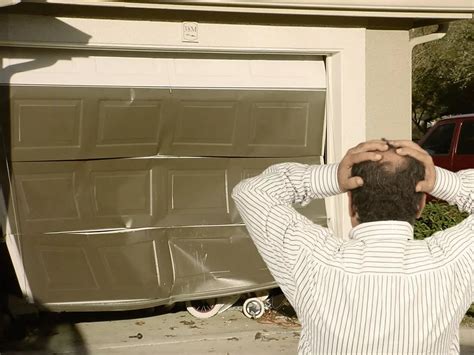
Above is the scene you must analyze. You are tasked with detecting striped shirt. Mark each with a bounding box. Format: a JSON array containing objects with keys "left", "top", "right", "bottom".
[{"left": 232, "top": 163, "right": 473, "bottom": 354}]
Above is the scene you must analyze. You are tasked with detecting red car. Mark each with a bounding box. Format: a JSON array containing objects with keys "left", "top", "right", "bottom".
[{"left": 419, "top": 113, "right": 474, "bottom": 171}]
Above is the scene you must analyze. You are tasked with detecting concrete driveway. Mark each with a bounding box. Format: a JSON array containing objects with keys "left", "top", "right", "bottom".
[
  {"left": 2, "top": 306, "right": 473, "bottom": 355},
  {"left": 1, "top": 307, "right": 300, "bottom": 355}
]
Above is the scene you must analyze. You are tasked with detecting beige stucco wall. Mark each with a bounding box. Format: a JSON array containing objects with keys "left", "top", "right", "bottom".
[{"left": 365, "top": 29, "right": 412, "bottom": 140}]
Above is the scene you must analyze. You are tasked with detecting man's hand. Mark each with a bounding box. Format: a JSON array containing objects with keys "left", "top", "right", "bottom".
[
  {"left": 338, "top": 140, "right": 389, "bottom": 192},
  {"left": 389, "top": 140, "right": 436, "bottom": 193}
]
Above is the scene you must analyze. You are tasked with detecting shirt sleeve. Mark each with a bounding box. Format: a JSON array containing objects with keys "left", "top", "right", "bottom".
[
  {"left": 231, "top": 162, "right": 343, "bottom": 305},
  {"left": 425, "top": 168, "right": 474, "bottom": 266},
  {"left": 431, "top": 167, "right": 474, "bottom": 215}
]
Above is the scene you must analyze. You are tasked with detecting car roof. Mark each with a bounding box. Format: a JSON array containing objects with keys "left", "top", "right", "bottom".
[{"left": 435, "top": 113, "right": 474, "bottom": 124}]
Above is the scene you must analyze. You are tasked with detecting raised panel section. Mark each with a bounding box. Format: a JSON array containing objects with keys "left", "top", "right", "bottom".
[
  {"left": 99, "top": 240, "right": 160, "bottom": 287},
  {"left": 40, "top": 246, "right": 98, "bottom": 291},
  {"left": 249, "top": 102, "right": 309, "bottom": 147},
  {"left": 97, "top": 100, "right": 161, "bottom": 146},
  {"left": 160, "top": 90, "right": 325, "bottom": 157},
  {"left": 13, "top": 99, "right": 82, "bottom": 148},
  {"left": 92, "top": 170, "right": 152, "bottom": 217},
  {"left": 21, "top": 231, "right": 165, "bottom": 304},
  {"left": 16, "top": 173, "right": 80, "bottom": 221},
  {"left": 173, "top": 101, "right": 237, "bottom": 146},
  {"left": 169, "top": 169, "right": 229, "bottom": 214}
]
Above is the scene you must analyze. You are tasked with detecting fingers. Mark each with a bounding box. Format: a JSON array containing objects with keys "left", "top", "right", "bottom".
[
  {"left": 350, "top": 140, "right": 389, "bottom": 154},
  {"left": 395, "top": 146, "right": 430, "bottom": 163},
  {"left": 416, "top": 180, "right": 432, "bottom": 193},
  {"left": 338, "top": 149, "right": 384, "bottom": 192},
  {"left": 389, "top": 140, "right": 425, "bottom": 154},
  {"left": 348, "top": 151, "right": 383, "bottom": 165},
  {"left": 345, "top": 176, "right": 364, "bottom": 190},
  {"left": 395, "top": 145, "right": 435, "bottom": 193}
]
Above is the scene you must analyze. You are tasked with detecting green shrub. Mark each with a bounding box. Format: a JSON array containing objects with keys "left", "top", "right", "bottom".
[
  {"left": 414, "top": 201, "right": 468, "bottom": 240},
  {"left": 414, "top": 201, "right": 472, "bottom": 322}
]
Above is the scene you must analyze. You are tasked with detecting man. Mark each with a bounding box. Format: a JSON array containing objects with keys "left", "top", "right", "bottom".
[{"left": 232, "top": 140, "right": 473, "bottom": 354}]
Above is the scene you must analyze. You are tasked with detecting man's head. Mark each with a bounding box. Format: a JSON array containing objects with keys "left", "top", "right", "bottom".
[{"left": 349, "top": 147, "right": 426, "bottom": 226}]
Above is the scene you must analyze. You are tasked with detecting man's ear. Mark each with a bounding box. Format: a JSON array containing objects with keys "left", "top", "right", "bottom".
[
  {"left": 348, "top": 191, "right": 360, "bottom": 227},
  {"left": 348, "top": 191, "right": 357, "bottom": 218},
  {"left": 416, "top": 193, "right": 427, "bottom": 219}
]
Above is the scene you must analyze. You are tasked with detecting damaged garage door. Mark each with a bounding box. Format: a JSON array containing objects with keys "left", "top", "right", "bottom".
[{"left": 0, "top": 49, "right": 327, "bottom": 310}]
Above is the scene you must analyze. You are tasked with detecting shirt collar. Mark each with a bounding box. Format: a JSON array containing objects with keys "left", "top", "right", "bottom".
[{"left": 349, "top": 220, "right": 414, "bottom": 241}]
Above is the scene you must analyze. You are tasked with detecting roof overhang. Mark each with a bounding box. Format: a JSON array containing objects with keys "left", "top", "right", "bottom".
[{"left": 1, "top": 0, "right": 473, "bottom": 20}]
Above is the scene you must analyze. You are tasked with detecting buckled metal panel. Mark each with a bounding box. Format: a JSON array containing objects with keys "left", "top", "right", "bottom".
[
  {"left": 12, "top": 157, "right": 325, "bottom": 234},
  {"left": 14, "top": 156, "right": 324, "bottom": 304},
  {"left": 1, "top": 49, "right": 327, "bottom": 309},
  {"left": 7, "top": 87, "right": 325, "bottom": 161}
]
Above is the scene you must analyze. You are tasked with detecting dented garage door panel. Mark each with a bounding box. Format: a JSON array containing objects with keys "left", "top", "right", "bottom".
[
  {"left": 7, "top": 86, "right": 325, "bottom": 161},
  {"left": 21, "top": 226, "right": 274, "bottom": 304},
  {"left": 11, "top": 155, "right": 326, "bottom": 306},
  {"left": 11, "top": 156, "right": 324, "bottom": 234},
  {"left": 1, "top": 52, "right": 327, "bottom": 310}
]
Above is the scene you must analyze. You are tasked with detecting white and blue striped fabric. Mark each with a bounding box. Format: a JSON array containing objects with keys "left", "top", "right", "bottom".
[{"left": 232, "top": 163, "right": 473, "bottom": 354}]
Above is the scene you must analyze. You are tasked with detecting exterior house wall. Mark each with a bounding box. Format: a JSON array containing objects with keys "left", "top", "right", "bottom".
[{"left": 366, "top": 29, "right": 412, "bottom": 140}]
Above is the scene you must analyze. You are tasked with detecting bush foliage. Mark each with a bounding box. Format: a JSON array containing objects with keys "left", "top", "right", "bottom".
[{"left": 414, "top": 201, "right": 468, "bottom": 240}]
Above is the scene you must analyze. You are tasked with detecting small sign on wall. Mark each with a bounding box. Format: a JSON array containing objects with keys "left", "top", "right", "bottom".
[{"left": 182, "top": 22, "right": 198, "bottom": 43}]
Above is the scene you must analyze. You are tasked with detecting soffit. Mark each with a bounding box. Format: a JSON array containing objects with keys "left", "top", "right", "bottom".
[{"left": 2, "top": 0, "right": 473, "bottom": 20}]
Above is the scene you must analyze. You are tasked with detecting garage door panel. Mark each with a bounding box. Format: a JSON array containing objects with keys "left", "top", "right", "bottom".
[
  {"left": 172, "top": 100, "right": 238, "bottom": 146},
  {"left": 12, "top": 159, "right": 155, "bottom": 233},
  {"left": 12, "top": 161, "right": 87, "bottom": 232},
  {"left": 91, "top": 169, "right": 153, "bottom": 217},
  {"left": 167, "top": 226, "right": 273, "bottom": 297},
  {"left": 149, "top": 158, "right": 233, "bottom": 228},
  {"left": 7, "top": 86, "right": 167, "bottom": 161},
  {"left": 96, "top": 100, "right": 161, "bottom": 147},
  {"left": 22, "top": 230, "right": 167, "bottom": 303},
  {"left": 158, "top": 90, "right": 242, "bottom": 157},
  {"left": 12, "top": 157, "right": 325, "bottom": 234},
  {"left": 22, "top": 225, "right": 273, "bottom": 304},
  {"left": 161, "top": 90, "right": 325, "bottom": 157},
  {"left": 245, "top": 90, "right": 325, "bottom": 156},
  {"left": 13, "top": 98, "right": 83, "bottom": 150},
  {"left": 2, "top": 50, "right": 328, "bottom": 307},
  {"left": 248, "top": 101, "right": 310, "bottom": 147},
  {"left": 6, "top": 87, "right": 325, "bottom": 160}
]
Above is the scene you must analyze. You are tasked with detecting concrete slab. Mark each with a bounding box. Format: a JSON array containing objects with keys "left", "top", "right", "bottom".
[
  {"left": 2, "top": 307, "right": 473, "bottom": 355},
  {"left": 2, "top": 308, "right": 300, "bottom": 355}
]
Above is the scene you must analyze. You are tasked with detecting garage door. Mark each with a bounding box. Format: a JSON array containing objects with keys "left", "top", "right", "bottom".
[{"left": 0, "top": 48, "right": 327, "bottom": 309}]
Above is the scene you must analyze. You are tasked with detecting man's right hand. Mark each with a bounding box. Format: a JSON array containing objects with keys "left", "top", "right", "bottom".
[
  {"left": 389, "top": 140, "right": 436, "bottom": 193},
  {"left": 338, "top": 140, "right": 389, "bottom": 192}
]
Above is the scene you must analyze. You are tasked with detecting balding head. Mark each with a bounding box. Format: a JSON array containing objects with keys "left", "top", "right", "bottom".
[{"left": 350, "top": 146, "right": 425, "bottom": 225}]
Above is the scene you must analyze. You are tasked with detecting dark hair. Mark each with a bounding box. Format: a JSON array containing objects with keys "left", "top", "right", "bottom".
[{"left": 351, "top": 154, "right": 425, "bottom": 225}]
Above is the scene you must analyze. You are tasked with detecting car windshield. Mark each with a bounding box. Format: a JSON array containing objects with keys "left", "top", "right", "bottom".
[{"left": 421, "top": 123, "right": 455, "bottom": 155}]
